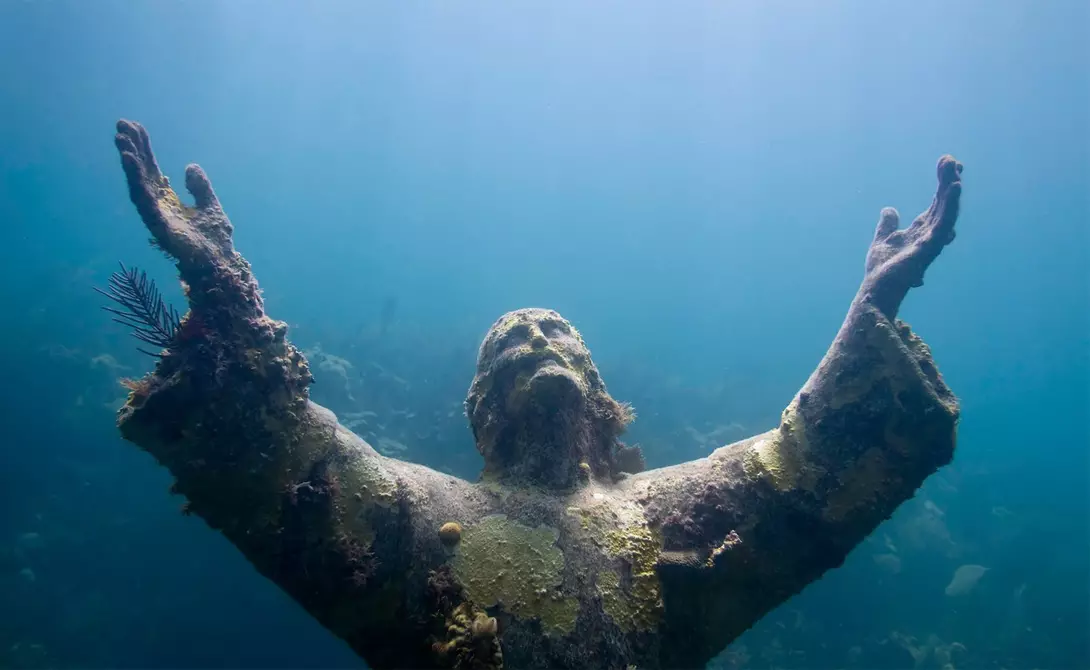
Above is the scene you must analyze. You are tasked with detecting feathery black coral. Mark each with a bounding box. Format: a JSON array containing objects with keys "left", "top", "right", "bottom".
[{"left": 95, "top": 262, "right": 181, "bottom": 357}]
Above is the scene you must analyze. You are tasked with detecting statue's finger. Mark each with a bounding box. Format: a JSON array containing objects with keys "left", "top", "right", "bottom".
[
  {"left": 116, "top": 119, "right": 164, "bottom": 183},
  {"left": 116, "top": 128, "right": 168, "bottom": 233},
  {"left": 909, "top": 155, "right": 963, "bottom": 239},
  {"left": 873, "top": 207, "right": 900, "bottom": 243},
  {"left": 919, "top": 156, "right": 963, "bottom": 247},
  {"left": 114, "top": 120, "right": 195, "bottom": 261},
  {"left": 934, "top": 155, "right": 963, "bottom": 226},
  {"left": 934, "top": 177, "right": 962, "bottom": 240},
  {"left": 116, "top": 137, "right": 145, "bottom": 187},
  {"left": 185, "top": 164, "right": 220, "bottom": 211},
  {"left": 937, "top": 154, "right": 963, "bottom": 190}
]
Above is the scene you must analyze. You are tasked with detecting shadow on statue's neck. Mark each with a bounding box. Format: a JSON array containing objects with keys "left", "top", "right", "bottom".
[{"left": 482, "top": 418, "right": 599, "bottom": 492}]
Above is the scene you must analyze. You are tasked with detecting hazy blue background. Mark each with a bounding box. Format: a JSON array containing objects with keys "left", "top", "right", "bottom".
[{"left": 1, "top": 1, "right": 1086, "bottom": 668}]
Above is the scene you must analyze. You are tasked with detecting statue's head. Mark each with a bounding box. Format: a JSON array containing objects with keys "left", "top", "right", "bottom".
[{"left": 465, "top": 308, "right": 643, "bottom": 489}]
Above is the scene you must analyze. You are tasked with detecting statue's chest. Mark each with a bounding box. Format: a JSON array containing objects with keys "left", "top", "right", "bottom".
[{"left": 443, "top": 488, "right": 665, "bottom": 668}]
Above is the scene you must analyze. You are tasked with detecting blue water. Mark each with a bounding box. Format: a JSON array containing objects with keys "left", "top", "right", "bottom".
[{"left": 1, "top": 1, "right": 1086, "bottom": 668}]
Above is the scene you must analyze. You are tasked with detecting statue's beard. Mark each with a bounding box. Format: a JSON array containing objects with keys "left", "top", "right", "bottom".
[
  {"left": 518, "top": 362, "right": 584, "bottom": 412},
  {"left": 491, "top": 360, "right": 593, "bottom": 488},
  {"left": 492, "top": 346, "right": 585, "bottom": 415}
]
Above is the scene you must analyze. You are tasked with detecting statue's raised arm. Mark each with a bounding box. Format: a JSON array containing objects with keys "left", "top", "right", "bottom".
[
  {"left": 108, "top": 120, "right": 498, "bottom": 669},
  {"left": 616, "top": 156, "right": 964, "bottom": 667},
  {"left": 106, "top": 118, "right": 964, "bottom": 670}
]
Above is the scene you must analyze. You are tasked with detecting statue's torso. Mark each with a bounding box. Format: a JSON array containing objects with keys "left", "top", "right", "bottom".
[
  {"left": 398, "top": 475, "right": 676, "bottom": 670},
  {"left": 326, "top": 426, "right": 738, "bottom": 670}
]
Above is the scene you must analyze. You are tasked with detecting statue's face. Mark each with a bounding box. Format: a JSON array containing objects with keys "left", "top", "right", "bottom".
[
  {"left": 466, "top": 308, "right": 632, "bottom": 488},
  {"left": 484, "top": 309, "right": 593, "bottom": 416}
]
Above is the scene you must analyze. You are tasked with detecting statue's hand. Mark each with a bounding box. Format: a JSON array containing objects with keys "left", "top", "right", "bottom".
[
  {"left": 862, "top": 155, "right": 963, "bottom": 318},
  {"left": 112, "top": 121, "right": 310, "bottom": 444},
  {"left": 115, "top": 119, "right": 262, "bottom": 318}
]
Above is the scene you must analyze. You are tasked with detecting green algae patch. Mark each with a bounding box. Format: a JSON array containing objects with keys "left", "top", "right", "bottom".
[
  {"left": 742, "top": 401, "right": 821, "bottom": 493},
  {"left": 157, "top": 187, "right": 195, "bottom": 217},
  {"left": 532, "top": 596, "right": 580, "bottom": 637},
  {"left": 597, "top": 570, "right": 625, "bottom": 626},
  {"left": 451, "top": 514, "right": 577, "bottom": 635},
  {"left": 598, "top": 522, "right": 664, "bottom": 632},
  {"left": 565, "top": 493, "right": 665, "bottom": 632},
  {"left": 597, "top": 568, "right": 661, "bottom": 632},
  {"left": 496, "top": 314, "right": 521, "bottom": 335},
  {"left": 562, "top": 495, "right": 665, "bottom": 633}
]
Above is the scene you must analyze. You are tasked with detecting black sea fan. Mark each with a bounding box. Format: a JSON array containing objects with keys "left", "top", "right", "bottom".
[{"left": 94, "top": 262, "right": 181, "bottom": 357}]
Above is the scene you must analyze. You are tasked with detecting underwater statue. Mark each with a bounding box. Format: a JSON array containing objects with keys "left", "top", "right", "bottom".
[{"left": 106, "top": 119, "right": 963, "bottom": 670}]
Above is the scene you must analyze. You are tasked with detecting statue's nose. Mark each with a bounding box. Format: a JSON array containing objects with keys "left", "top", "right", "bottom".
[{"left": 530, "top": 326, "right": 548, "bottom": 350}]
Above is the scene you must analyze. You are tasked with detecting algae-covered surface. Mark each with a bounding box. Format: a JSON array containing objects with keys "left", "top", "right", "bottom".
[
  {"left": 451, "top": 514, "right": 579, "bottom": 635},
  {"left": 599, "top": 514, "right": 664, "bottom": 632},
  {"left": 567, "top": 493, "right": 664, "bottom": 632}
]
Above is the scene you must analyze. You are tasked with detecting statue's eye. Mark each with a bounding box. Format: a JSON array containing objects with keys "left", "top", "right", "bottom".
[
  {"left": 501, "top": 324, "right": 531, "bottom": 347},
  {"left": 540, "top": 320, "right": 567, "bottom": 337}
]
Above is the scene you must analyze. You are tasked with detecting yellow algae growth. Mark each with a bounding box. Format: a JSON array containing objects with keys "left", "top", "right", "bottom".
[
  {"left": 573, "top": 495, "right": 663, "bottom": 632},
  {"left": 743, "top": 401, "right": 820, "bottom": 492},
  {"left": 451, "top": 514, "right": 578, "bottom": 635}
]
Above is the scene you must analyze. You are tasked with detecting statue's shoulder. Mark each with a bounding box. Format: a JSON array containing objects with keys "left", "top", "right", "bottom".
[{"left": 377, "top": 459, "right": 499, "bottom": 526}]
